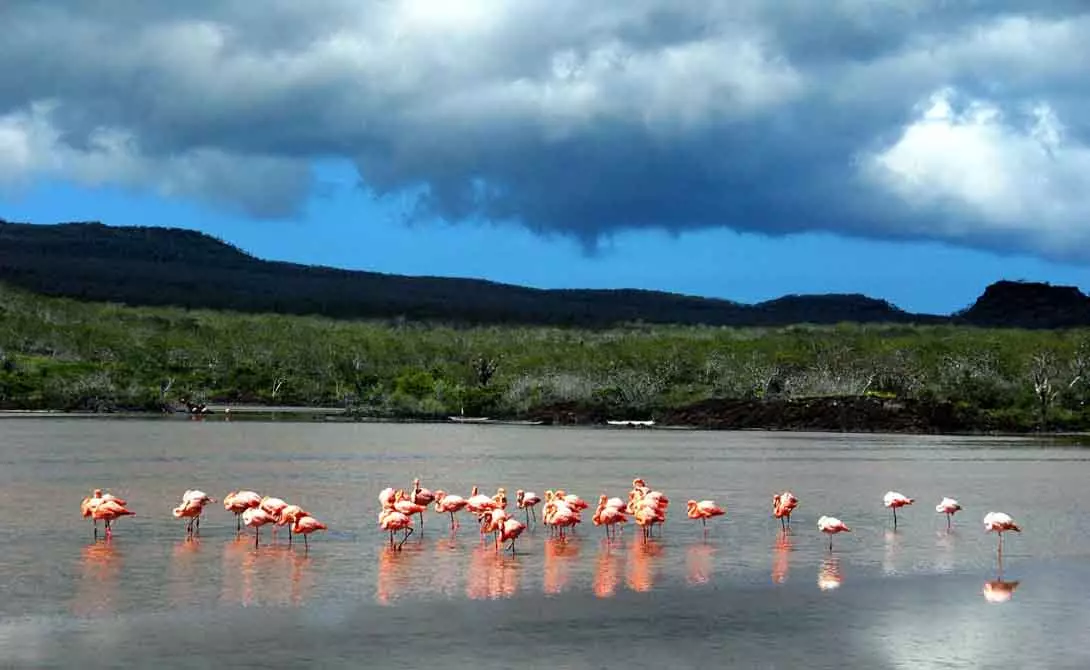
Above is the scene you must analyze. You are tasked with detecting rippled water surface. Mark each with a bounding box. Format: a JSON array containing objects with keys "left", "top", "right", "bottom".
[{"left": 1, "top": 419, "right": 1089, "bottom": 668}]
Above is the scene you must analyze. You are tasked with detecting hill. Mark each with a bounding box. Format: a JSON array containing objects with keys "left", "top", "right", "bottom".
[{"left": 0, "top": 219, "right": 1084, "bottom": 328}]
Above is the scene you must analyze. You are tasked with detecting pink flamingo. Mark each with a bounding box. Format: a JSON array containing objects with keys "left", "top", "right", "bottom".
[
  {"left": 984, "top": 512, "right": 1020, "bottom": 556},
  {"left": 411, "top": 478, "right": 436, "bottom": 531},
  {"left": 172, "top": 498, "right": 204, "bottom": 537},
  {"left": 817, "top": 515, "right": 850, "bottom": 550},
  {"left": 242, "top": 507, "right": 275, "bottom": 547},
  {"left": 433, "top": 490, "right": 468, "bottom": 530},
  {"left": 516, "top": 490, "right": 541, "bottom": 525},
  {"left": 935, "top": 497, "right": 962, "bottom": 529},
  {"left": 223, "top": 490, "right": 261, "bottom": 532},
  {"left": 278, "top": 504, "right": 308, "bottom": 545},
  {"left": 291, "top": 515, "right": 327, "bottom": 552},
  {"left": 773, "top": 491, "right": 799, "bottom": 530},
  {"left": 91, "top": 499, "right": 134, "bottom": 539},
  {"left": 379, "top": 508, "right": 413, "bottom": 550},
  {"left": 883, "top": 491, "right": 914, "bottom": 529},
  {"left": 499, "top": 518, "right": 527, "bottom": 554},
  {"left": 592, "top": 495, "right": 628, "bottom": 540},
  {"left": 80, "top": 489, "right": 127, "bottom": 538},
  {"left": 686, "top": 499, "right": 726, "bottom": 532}
]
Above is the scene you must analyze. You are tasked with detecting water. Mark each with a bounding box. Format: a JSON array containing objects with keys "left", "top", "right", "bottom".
[{"left": 1, "top": 419, "right": 1088, "bottom": 668}]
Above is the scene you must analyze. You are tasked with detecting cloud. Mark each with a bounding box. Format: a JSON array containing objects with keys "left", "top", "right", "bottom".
[{"left": 1, "top": 1, "right": 1089, "bottom": 258}]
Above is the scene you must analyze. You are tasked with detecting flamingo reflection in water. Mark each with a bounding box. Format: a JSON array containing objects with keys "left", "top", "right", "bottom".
[
  {"left": 771, "top": 532, "right": 792, "bottom": 584},
  {"left": 375, "top": 541, "right": 426, "bottom": 606},
  {"left": 71, "top": 542, "right": 122, "bottom": 617},
  {"left": 685, "top": 542, "right": 715, "bottom": 586},
  {"left": 593, "top": 543, "right": 622, "bottom": 599},
  {"left": 983, "top": 578, "right": 1020, "bottom": 603},
  {"left": 543, "top": 536, "right": 580, "bottom": 595},
  {"left": 817, "top": 557, "right": 843, "bottom": 591},
  {"left": 166, "top": 538, "right": 203, "bottom": 607},
  {"left": 625, "top": 535, "right": 662, "bottom": 593},
  {"left": 465, "top": 545, "right": 520, "bottom": 601}
]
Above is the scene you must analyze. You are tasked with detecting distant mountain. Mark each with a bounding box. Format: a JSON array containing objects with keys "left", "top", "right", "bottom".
[
  {"left": 954, "top": 279, "right": 1090, "bottom": 329},
  {"left": 0, "top": 219, "right": 1082, "bottom": 329}
]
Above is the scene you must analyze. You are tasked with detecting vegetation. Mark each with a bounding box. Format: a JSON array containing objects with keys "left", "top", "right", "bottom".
[{"left": 2, "top": 283, "right": 1090, "bottom": 433}]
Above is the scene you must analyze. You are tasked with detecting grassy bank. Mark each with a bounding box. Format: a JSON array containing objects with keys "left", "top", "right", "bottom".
[{"left": 2, "top": 284, "right": 1089, "bottom": 433}]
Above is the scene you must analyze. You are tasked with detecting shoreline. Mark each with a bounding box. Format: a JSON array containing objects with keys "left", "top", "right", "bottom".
[{"left": 2, "top": 400, "right": 1087, "bottom": 441}]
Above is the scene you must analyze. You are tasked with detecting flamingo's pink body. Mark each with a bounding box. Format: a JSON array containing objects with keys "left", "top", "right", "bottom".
[
  {"left": 516, "top": 489, "right": 541, "bottom": 524},
  {"left": 593, "top": 495, "right": 628, "bottom": 539},
  {"left": 291, "top": 515, "right": 327, "bottom": 550},
  {"left": 379, "top": 508, "right": 413, "bottom": 549},
  {"left": 223, "top": 490, "right": 262, "bottom": 532},
  {"left": 466, "top": 487, "right": 499, "bottom": 514},
  {"left": 817, "top": 515, "right": 850, "bottom": 550},
  {"left": 433, "top": 491, "right": 468, "bottom": 530},
  {"left": 773, "top": 491, "right": 799, "bottom": 529},
  {"left": 883, "top": 491, "right": 914, "bottom": 528},
  {"left": 686, "top": 500, "right": 726, "bottom": 529},
  {"left": 499, "top": 518, "right": 526, "bottom": 553},
  {"left": 936, "top": 497, "right": 962, "bottom": 528},
  {"left": 90, "top": 498, "right": 134, "bottom": 538},
  {"left": 984, "top": 512, "right": 1021, "bottom": 554},
  {"left": 242, "top": 507, "right": 276, "bottom": 546}
]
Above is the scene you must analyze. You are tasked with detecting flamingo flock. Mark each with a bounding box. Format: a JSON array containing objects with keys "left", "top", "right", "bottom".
[
  {"left": 81, "top": 487, "right": 328, "bottom": 551},
  {"left": 77, "top": 479, "right": 1022, "bottom": 569}
]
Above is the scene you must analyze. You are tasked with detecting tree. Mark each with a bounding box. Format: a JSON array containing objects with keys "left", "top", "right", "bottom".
[{"left": 1029, "top": 351, "right": 1060, "bottom": 430}]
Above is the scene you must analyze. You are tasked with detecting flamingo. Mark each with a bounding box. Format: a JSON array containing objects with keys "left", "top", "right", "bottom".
[
  {"left": 817, "top": 515, "right": 850, "bottom": 550},
  {"left": 179, "top": 489, "right": 215, "bottom": 532},
  {"left": 499, "top": 518, "right": 527, "bottom": 554},
  {"left": 411, "top": 478, "right": 436, "bottom": 531},
  {"left": 516, "top": 490, "right": 541, "bottom": 525},
  {"left": 291, "top": 515, "right": 327, "bottom": 551},
  {"left": 223, "top": 490, "right": 262, "bottom": 532},
  {"left": 883, "top": 491, "right": 914, "bottom": 528},
  {"left": 433, "top": 490, "right": 468, "bottom": 530},
  {"left": 172, "top": 498, "right": 204, "bottom": 536},
  {"left": 379, "top": 509, "right": 413, "bottom": 550},
  {"left": 935, "top": 497, "right": 962, "bottom": 529},
  {"left": 242, "top": 507, "right": 275, "bottom": 547},
  {"left": 80, "top": 489, "right": 127, "bottom": 538},
  {"left": 91, "top": 499, "right": 134, "bottom": 539},
  {"left": 592, "top": 495, "right": 628, "bottom": 540},
  {"left": 686, "top": 499, "right": 726, "bottom": 531},
  {"left": 984, "top": 512, "right": 1021, "bottom": 555},
  {"left": 773, "top": 491, "right": 799, "bottom": 530},
  {"left": 278, "top": 504, "right": 308, "bottom": 545}
]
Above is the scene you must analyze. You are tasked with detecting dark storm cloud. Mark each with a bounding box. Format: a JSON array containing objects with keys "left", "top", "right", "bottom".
[{"left": 1, "top": 1, "right": 1089, "bottom": 257}]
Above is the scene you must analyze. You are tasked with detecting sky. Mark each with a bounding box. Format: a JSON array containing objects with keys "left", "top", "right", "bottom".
[{"left": 2, "top": 1, "right": 1090, "bottom": 316}]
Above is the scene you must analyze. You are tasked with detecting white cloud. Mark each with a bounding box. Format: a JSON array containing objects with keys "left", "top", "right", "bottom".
[
  {"left": 0, "top": 102, "right": 309, "bottom": 217},
  {"left": 860, "top": 87, "right": 1090, "bottom": 253}
]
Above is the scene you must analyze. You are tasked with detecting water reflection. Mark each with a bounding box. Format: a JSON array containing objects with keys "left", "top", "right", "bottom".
[
  {"left": 166, "top": 538, "right": 203, "bottom": 607},
  {"left": 543, "top": 537, "right": 580, "bottom": 595},
  {"left": 375, "top": 542, "right": 427, "bottom": 606},
  {"left": 933, "top": 530, "right": 957, "bottom": 574},
  {"left": 465, "top": 545, "right": 520, "bottom": 601},
  {"left": 772, "top": 532, "right": 792, "bottom": 584},
  {"left": 593, "top": 542, "right": 622, "bottom": 599},
  {"left": 219, "top": 539, "right": 313, "bottom": 607},
  {"left": 685, "top": 543, "right": 715, "bottom": 586},
  {"left": 817, "top": 557, "right": 843, "bottom": 591},
  {"left": 72, "top": 541, "right": 121, "bottom": 617},
  {"left": 982, "top": 578, "right": 1020, "bottom": 603},
  {"left": 626, "top": 538, "right": 662, "bottom": 593},
  {"left": 882, "top": 529, "right": 901, "bottom": 576}
]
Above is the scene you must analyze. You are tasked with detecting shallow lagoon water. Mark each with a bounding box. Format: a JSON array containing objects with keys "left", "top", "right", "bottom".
[{"left": 1, "top": 420, "right": 1088, "bottom": 668}]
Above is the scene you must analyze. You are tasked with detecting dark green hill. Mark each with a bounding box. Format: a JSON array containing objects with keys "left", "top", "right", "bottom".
[{"left": 0, "top": 219, "right": 1082, "bottom": 328}]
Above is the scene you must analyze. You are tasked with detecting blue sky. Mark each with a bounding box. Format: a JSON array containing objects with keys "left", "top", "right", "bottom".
[{"left": 2, "top": 2, "right": 1090, "bottom": 316}]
